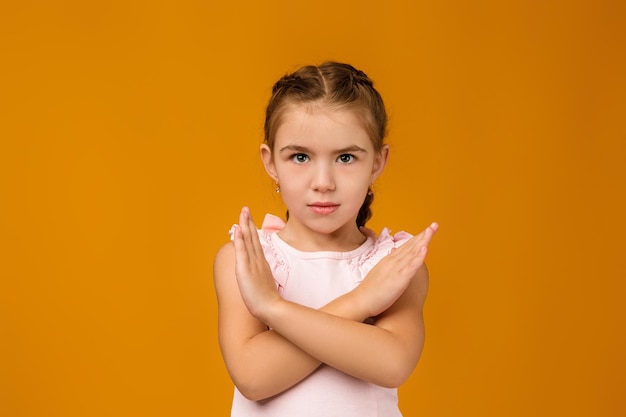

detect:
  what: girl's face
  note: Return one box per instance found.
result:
[261,105,389,240]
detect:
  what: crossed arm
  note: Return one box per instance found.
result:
[213,207,437,401]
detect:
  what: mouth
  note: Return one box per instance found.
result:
[308,202,340,215]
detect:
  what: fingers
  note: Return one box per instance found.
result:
[238,207,253,252]
[413,222,438,248]
[232,225,249,273]
[419,222,438,246]
[386,222,438,273]
[393,222,437,255]
[233,207,253,267]
[405,245,428,272]
[406,222,438,269]
[245,207,265,255]
[237,206,263,258]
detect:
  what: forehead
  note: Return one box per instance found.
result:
[274,105,374,151]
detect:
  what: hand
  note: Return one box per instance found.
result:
[355,223,438,318]
[232,207,282,322]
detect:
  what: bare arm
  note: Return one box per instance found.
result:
[252,266,430,388]
[214,243,373,401]
[215,207,437,400]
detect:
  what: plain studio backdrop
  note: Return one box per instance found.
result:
[1,1,624,416]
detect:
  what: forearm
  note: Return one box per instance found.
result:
[222,210,433,398]
[262,297,423,388]
[216,236,378,401]
[229,290,374,400]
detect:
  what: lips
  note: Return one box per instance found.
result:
[308,202,339,215]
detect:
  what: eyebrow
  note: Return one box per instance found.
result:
[279,144,368,154]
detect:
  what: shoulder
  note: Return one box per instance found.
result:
[213,241,236,287]
[214,241,235,268]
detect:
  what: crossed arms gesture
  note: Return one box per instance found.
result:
[214,207,438,401]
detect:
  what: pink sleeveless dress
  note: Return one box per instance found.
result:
[230,214,413,417]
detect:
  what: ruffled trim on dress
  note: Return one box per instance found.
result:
[354,227,413,283]
[229,213,412,291]
[258,214,290,292]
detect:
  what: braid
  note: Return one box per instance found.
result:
[356,189,374,228]
[349,68,374,88]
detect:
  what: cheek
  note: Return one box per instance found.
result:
[341,169,373,189]
[275,176,306,200]
[274,164,294,184]
[340,178,369,200]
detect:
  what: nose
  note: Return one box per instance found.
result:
[311,162,335,192]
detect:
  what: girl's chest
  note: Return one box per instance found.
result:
[278,258,361,309]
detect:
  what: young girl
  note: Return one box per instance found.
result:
[214,62,438,417]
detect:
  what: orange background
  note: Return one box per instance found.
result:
[1,1,625,416]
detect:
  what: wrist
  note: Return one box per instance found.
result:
[335,287,372,322]
[259,296,288,327]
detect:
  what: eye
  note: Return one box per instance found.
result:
[337,154,356,164]
[290,153,309,164]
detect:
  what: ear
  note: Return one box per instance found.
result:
[260,144,279,182]
[370,144,390,182]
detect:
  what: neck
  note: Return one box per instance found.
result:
[278,219,367,252]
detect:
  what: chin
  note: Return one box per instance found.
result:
[305,217,356,235]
